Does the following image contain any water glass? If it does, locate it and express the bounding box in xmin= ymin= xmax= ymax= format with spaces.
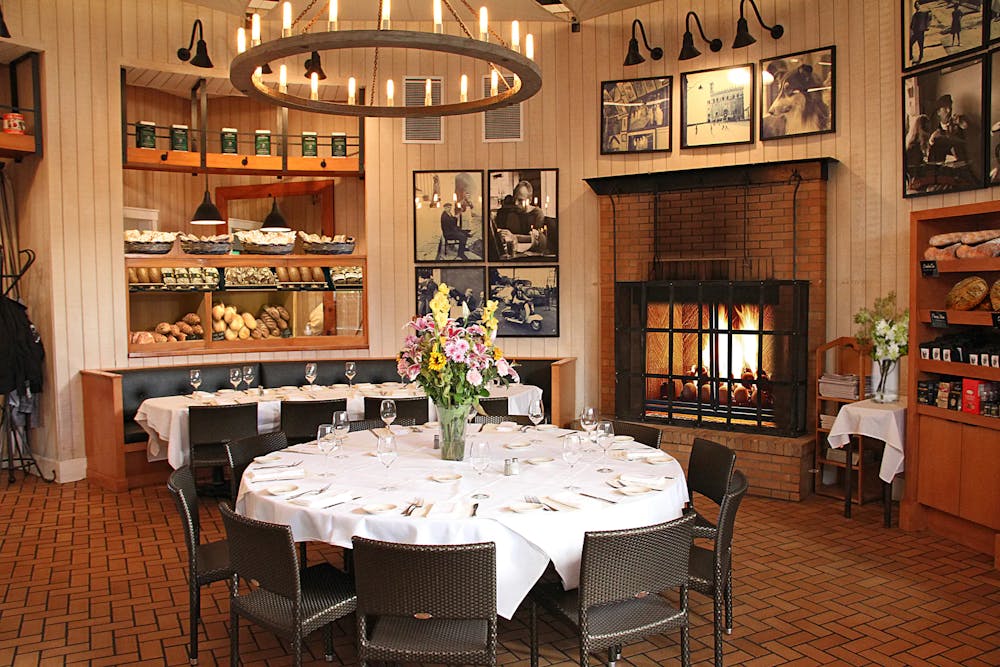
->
xmin=528 ymin=399 xmax=544 ymax=443
xmin=470 ymin=440 xmax=491 ymax=499
xmin=380 ymin=399 xmax=397 ymax=427
xmin=332 ymin=410 xmax=350 ymax=457
xmin=596 ymin=420 xmax=615 ymax=473
xmin=242 ymin=365 xmax=255 ymax=390
xmin=304 ymin=362 xmax=318 ymax=387
xmin=563 ymin=434 xmax=583 ymax=491
xmin=376 ymin=434 xmax=398 ymax=491
xmin=229 ymin=367 xmax=242 ymax=391
xmin=189 ymin=369 xmax=202 ymax=393
xmin=345 ymin=361 xmax=357 ymax=388
xmin=579 ymin=406 xmax=598 ymax=439
xmin=316 ymin=424 xmax=337 ymax=477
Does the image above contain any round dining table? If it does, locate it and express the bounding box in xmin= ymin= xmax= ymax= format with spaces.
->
xmin=235 ymin=424 xmax=688 ymax=618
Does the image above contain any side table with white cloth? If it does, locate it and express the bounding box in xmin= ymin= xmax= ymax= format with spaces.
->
xmin=135 ymin=382 xmax=543 ymax=469
xmin=827 ymin=398 xmax=906 ymax=527
xmin=235 ymin=426 xmax=688 ymax=619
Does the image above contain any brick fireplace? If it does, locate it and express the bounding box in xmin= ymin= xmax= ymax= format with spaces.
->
xmin=587 ymin=159 xmax=831 ymax=500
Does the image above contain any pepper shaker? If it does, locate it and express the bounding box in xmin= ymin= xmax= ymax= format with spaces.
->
xmin=503 ymin=458 xmax=513 ymax=476
xmin=433 ymin=434 xmax=441 ymax=450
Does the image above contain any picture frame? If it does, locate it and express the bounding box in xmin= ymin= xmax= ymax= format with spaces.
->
xmin=488 ymin=266 xmax=559 ymax=338
xmin=600 ymin=76 xmax=672 ymax=154
xmin=902 ymin=0 xmax=983 ymax=71
xmin=760 ymin=46 xmax=836 ymax=141
xmin=486 ymin=169 xmax=559 ymax=262
xmin=902 ymin=55 xmax=985 ymax=198
xmin=989 ymin=48 xmax=1000 ymax=184
xmin=412 ymin=170 xmax=485 ymax=263
xmin=415 ymin=266 xmax=486 ymax=322
xmin=681 ymin=64 xmax=755 ymax=148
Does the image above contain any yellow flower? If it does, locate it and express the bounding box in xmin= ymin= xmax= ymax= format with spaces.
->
xmin=428 ymin=350 xmax=446 ymax=371
xmin=493 ymin=346 xmax=504 ymax=360
xmin=482 ymin=299 xmax=498 ymax=320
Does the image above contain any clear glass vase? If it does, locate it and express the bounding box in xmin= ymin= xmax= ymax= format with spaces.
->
xmin=872 ymin=358 xmax=899 ymax=403
xmin=436 ymin=402 xmax=470 ymax=461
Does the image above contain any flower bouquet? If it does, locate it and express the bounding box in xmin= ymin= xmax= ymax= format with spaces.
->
xmin=854 ymin=292 xmax=909 ymax=403
xmin=398 ymin=283 xmax=518 ymax=460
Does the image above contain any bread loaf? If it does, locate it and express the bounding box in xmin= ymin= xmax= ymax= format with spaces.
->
xmin=127 ymin=268 xmax=138 ymax=284
xmin=928 ymin=232 xmax=964 ymax=247
xmin=182 ymin=312 xmax=201 ymax=326
xmin=155 ymin=322 xmax=172 ymax=335
xmin=992 ymin=279 xmax=1000 ymax=311
xmin=924 ymin=243 xmax=960 ymax=260
xmin=137 ymin=267 xmax=150 ymax=283
xmin=960 ymin=229 xmax=1000 ymax=245
xmin=964 ymin=238 xmax=1000 ymax=258
xmin=150 ymin=268 xmax=162 ymax=283
xmin=133 ymin=331 xmax=155 ymax=344
xmin=945 ymin=276 xmax=989 ymax=310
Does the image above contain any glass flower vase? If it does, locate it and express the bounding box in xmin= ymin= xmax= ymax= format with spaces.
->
xmin=436 ymin=401 xmax=470 ymax=461
xmin=872 ymin=358 xmax=899 ymax=403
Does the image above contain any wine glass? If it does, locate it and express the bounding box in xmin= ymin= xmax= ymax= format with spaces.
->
xmin=469 ymin=440 xmax=491 ymax=499
xmin=380 ymin=399 xmax=396 ymax=428
xmin=332 ymin=410 xmax=350 ymax=457
xmin=376 ymin=434 xmax=398 ymax=491
xmin=304 ymin=362 xmax=318 ymax=388
xmin=316 ymin=424 xmax=337 ymax=477
xmin=345 ymin=361 xmax=357 ymax=388
xmin=596 ymin=420 xmax=615 ymax=473
xmin=579 ymin=406 xmax=598 ymax=441
xmin=189 ymin=369 xmax=202 ymax=394
xmin=229 ymin=367 xmax=242 ymax=392
xmin=528 ymin=399 xmax=544 ymax=444
xmin=242 ymin=365 xmax=255 ymax=391
xmin=562 ymin=434 xmax=583 ymax=491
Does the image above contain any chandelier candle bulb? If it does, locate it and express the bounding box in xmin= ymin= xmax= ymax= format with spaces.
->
xmin=381 ymin=0 xmax=390 ymax=30
xmin=460 ymin=74 xmax=468 ymax=102
xmin=386 ymin=78 xmax=395 ymax=106
xmin=425 ymin=78 xmax=433 ymax=106
xmin=433 ymin=0 xmax=443 ymax=33
xmin=253 ymin=66 xmax=262 ymax=81
xmin=251 ymin=13 xmax=261 ymax=45
xmin=282 ymin=2 xmax=292 ymax=37
xmin=348 ymin=77 xmax=356 ymax=105
xmin=310 ymin=72 xmax=319 ymax=100
xmin=511 ymin=21 xmax=520 ymax=52
xmin=328 ymin=0 xmax=338 ymax=31
xmin=254 ymin=129 xmax=271 ymax=156
xmin=278 ymin=64 xmax=287 ymax=93
xmin=301 ymin=131 xmax=317 ymax=156
xmin=331 ymin=132 xmax=347 ymax=156
xmin=490 ymin=69 xmax=498 ymax=96
xmin=237 ymin=27 xmax=246 ymax=54
xmin=526 ymin=34 xmax=534 ymax=60
xmin=480 ymin=7 xmax=488 ymax=41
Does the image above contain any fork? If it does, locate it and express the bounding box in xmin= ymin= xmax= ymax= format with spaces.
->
xmin=253 ymin=461 xmax=303 ymax=470
xmin=403 ymin=498 xmax=424 ymax=516
xmin=285 ymin=482 xmax=333 ymax=501
xmin=525 ymin=494 xmax=556 ymax=511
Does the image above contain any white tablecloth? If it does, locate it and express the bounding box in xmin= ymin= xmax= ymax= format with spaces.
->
xmin=827 ymin=398 xmax=906 ymax=483
xmin=235 ymin=428 xmax=688 ymax=619
xmin=135 ymin=383 xmax=543 ymax=469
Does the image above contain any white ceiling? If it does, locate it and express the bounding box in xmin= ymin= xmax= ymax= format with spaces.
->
xmin=188 ymin=0 xmax=656 ymax=22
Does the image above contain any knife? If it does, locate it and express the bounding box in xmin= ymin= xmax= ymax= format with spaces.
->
xmin=579 ymin=492 xmax=617 ymax=504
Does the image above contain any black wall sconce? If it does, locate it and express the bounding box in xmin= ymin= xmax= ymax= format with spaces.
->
xmin=0 ymin=3 xmax=11 ymax=39
xmin=177 ymin=19 xmax=213 ymax=68
xmin=733 ymin=0 xmax=784 ymax=49
xmin=623 ymin=19 xmax=663 ymax=66
xmin=679 ymin=11 xmax=722 ymax=61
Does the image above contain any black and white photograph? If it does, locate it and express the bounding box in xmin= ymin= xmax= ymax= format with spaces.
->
xmin=903 ymin=0 xmax=983 ymax=70
xmin=415 ymin=267 xmax=486 ymax=323
xmin=488 ymin=266 xmax=559 ymax=338
xmin=903 ymin=56 xmax=985 ymax=197
xmin=486 ymin=169 xmax=558 ymax=262
xmin=993 ymin=1 xmax=1000 ymax=42
xmin=413 ymin=170 xmax=484 ymax=262
xmin=990 ymin=49 xmax=1000 ymax=183
xmin=760 ymin=46 xmax=836 ymax=141
xmin=681 ymin=64 xmax=755 ymax=148
xmin=600 ymin=76 xmax=672 ymax=154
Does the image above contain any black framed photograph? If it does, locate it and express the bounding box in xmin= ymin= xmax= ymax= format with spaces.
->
xmin=760 ymin=46 xmax=836 ymax=140
xmin=993 ymin=3 xmax=1000 ymax=43
xmin=681 ymin=64 xmax=755 ymax=148
xmin=600 ymin=76 xmax=672 ymax=154
xmin=486 ymin=169 xmax=558 ymax=262
xmin=413 ymin=170 xmax=485 ymax=262
xmin=903 ymin=55 xmax=985 ymax=197
xmin=488 ymin=266 xmax=559 ymax=338
xmin=990 ymin=48 xmax=1000 ymax=183
xmin=415 ymin=267 xmax=486 ymax=322
xmin=903 ymin=0 xmax=983 ymax=71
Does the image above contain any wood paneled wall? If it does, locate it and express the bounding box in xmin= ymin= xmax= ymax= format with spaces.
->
xmin=5 ymin=0 xmax=999 ymax=476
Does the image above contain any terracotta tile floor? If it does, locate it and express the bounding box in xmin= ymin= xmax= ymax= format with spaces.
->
xmin=2 ymin=474 xmax=999 ymax=666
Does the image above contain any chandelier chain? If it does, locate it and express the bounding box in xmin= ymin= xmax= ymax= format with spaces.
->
xmin=370 ymin=0 xmax=384 ymax=106
xmin=444 ymin=0 xmax=512 ymax=92
xmin=292 ymin=0 xmax=321 ymax=28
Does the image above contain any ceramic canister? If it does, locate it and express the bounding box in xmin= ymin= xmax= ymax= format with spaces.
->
xmin=220 ymin=128 xmax=239 ymax=154
xmin=136 ymin=121 xmax=156 ymax=148
xmin=2 ymin=112 xmax=26 ymax=135
xmin=170 ymin=124 xmax=189 ymax=151
xmin=331 ymin=132 xmax=347 ymax=157
xmin=254 ymin=129 xmax=271 ymax=156
xmin=302 ymin=131 xmax=318 ymax=157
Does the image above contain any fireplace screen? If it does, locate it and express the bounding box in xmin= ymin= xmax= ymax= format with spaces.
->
xmin=615 ymin=280 xmax=809 ymax=435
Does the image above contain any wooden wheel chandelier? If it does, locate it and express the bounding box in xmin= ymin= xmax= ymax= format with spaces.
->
xmin=229 ymin=0 xmax=542 ymax=118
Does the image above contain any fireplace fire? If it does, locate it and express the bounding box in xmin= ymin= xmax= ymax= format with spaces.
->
xmin=615 ymin=280 xmax=809 ymax=436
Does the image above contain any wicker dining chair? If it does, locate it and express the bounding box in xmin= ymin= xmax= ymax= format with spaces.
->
xmin=166 ymin=467 xmax=232 ymax=666
xmin=688 ymin=469 xmax=749 ymax=667
xmin=188 ymin=403 xmax=258 ymax=495
xmin=611 ymin=420 xmax=662 ymax=449
xmin=224 ymin=431 xmax=289 ymax=499
xmin=218 ymin=503 xmax=356 ymax=667
xmin=471 ymin=414 xmax=534 ymax=426
xmin=352 ymin=537 xmax=497 ymax=667
xmin=363 ymin=395 xmax=429 ymax=423
xmin=348 ymin=417 xmax=416 ymax=432
xmin=280 ymin=398 xmax=348 ymax=446
xmin=477 ymin=396 xmax=509 ymax=416
xmin=530 ymin=512 xmax=695 ymax=667
xmin=686 ymin=437 xmax=737 ymax=541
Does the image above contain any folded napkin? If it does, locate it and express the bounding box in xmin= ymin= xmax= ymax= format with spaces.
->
xmin=373 ymin=425 xmax=412 ymax=438
xmin=191 ymin=391 xmax=213 ymax=399
xmin=245 ymin=467 xmax=306 ymax=483
xmin=422 ymin=502 xmax=474 ymax=518
xmin=290 ymin=489 xmax=357 ymax=508
xmin=619 ymin=474 xmax=667 ymax=491
xmin=287 ymin=443 xmax=320 ymax=454
xmin=617 ymin=449 xmax=667 ymax=461
xmin=546 ymin=493 xmax=583 ymax=510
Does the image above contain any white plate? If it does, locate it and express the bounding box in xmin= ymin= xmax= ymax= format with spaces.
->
xmin=216 ymin=389 xmax=235 ymax=394
xmin=617 ymin=485 xmax=655 ymax=496
xmin=504 ymin=440 xmax=531 ymax=450
xmin=424 ymin=421 xmax=440 ymax=428
xmin=266 ymin=483 xmax=299 ymax=495
xmin=509 ymin=502 xmax=544 ymax=513
xmin=253 ymin=454 xmax=282 ymax=464
xmin=645 ymin=456 xmax=674 ymax=466
xmin=525 ymin=457 xmax=555 ymax=465
xmin=279 ymin=385 xmax=298 ymax=391
xmin=381 ymin=382 xmax=403 ymax=387
xmin=332 ymin=383 xmax=349 ymax=388
xmin=363 ymin=503 xmax=397 ymax=514
xmin=536 ymin=424 xmax=558 ymax=431
xmin=496 ymin=426 xmax=516 ymax=433
xmin=614 ymin=435 xmax=635 ymax=442
xmin=430 ymin=473 xmax=462 ymax=483
xmin=499 ymin=421 xmax=518 ymax=429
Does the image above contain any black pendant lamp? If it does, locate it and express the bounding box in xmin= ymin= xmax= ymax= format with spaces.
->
xmin=623 ymin=19 xmax=662 ymax=66
xmin=177 ymin=19 xmax=213 ymax=68
xmin=678 ymin=11 xmax=722 ymax=61
xmin=732 ymin=0 xmax=784 ymax=49
xmin=0 ymin=4 xmax=11 ymax=39
xmin=304 ymin=51 xmax=327 ymax=80
xmin=190 ymin=189 xmax=225 ymax=226
xmin=261 ymin=197 xmax=290 ymax=232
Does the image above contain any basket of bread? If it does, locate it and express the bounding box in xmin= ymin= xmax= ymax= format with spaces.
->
xmin=298 ymin=231 xmax=356 ymax=255
xmin=210 ymin=301 xmax=291 ymax=341
xmin=179 ymin=233 xmax=232 ymax=255
xmin=235 ymin=230 xmax=295 ymax=254
xmin=924 ymin=229 xmax=1000 ymax=261
xmin=124 ymin=230 xmax=177 ymax=254
xmin=130 ymin=312 xmax=204 ymax=344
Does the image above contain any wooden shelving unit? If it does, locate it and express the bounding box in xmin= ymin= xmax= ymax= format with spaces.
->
xmin=905 ymin=200 xmax=1000 ymax=569
xmin=814 ymin=337 xmax=881 ymax=505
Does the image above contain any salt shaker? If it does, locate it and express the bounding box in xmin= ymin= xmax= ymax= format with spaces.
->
xmin=503 ymin=458 xmax=513 ymax=476
xmin=510 ymin=457 xmax=520 ymax=475
xmin=433 ymin=434 xmax=440 ymax=450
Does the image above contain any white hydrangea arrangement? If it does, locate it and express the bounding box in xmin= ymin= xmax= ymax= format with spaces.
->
xmin=854 ymin=292 xmax=910 ymax=362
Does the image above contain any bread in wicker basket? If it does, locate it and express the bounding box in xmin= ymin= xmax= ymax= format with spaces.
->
xmin=124 ymin=230 xmax=176 ymax=254
xmin=179 ymin=233 xmax=232 ymax=255
xmin=235 ymin=230 xmax=295 ymax=255
xmin=298 ymin=231 xmax=356 ymax=254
